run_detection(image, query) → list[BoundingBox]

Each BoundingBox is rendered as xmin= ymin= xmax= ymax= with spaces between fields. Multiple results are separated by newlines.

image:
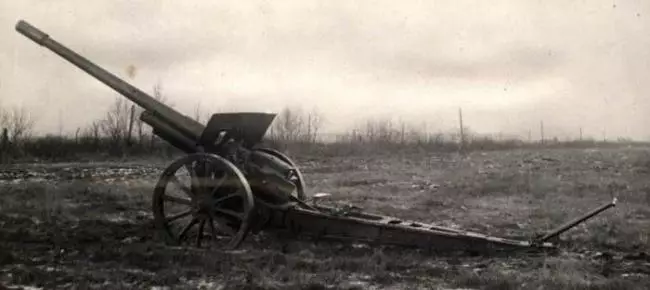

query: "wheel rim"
xmin=254 ymin=148 xmax=306 ymax=201
xmin=152 ymin=153 xmax=255 ymax=250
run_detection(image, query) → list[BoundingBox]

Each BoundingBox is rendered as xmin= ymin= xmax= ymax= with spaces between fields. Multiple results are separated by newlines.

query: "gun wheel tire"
xmin=254 ymin=148 xmax=306 ymax=200
xmin=153 ymin=153 xmax=255 ymax=250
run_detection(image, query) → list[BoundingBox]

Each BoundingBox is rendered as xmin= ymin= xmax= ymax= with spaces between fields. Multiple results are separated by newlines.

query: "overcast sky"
xmin=1 ymin=0 xmax=649 ymax=140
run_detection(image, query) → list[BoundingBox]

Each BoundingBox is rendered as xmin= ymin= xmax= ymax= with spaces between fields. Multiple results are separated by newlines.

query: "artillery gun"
xmin=15 ymin=20 xmax=617 ymax=254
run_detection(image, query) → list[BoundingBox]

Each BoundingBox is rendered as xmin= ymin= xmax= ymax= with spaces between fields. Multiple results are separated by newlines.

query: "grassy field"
xmin=1 ymin=147 xmax=649 ymax=289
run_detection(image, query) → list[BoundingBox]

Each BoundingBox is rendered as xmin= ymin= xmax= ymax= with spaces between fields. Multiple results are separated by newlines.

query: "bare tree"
xmin=135 ymin=115 xmax=145 ymax=144
xmin=0 ymin=106 xmax=7 ymax=130
xmin=126 ymin=104 xmax=136 ymax=146
xmin=361 ymin=117 xmax=397 ymax=143
xmin=193 ymin=100 xmax=206 ymax=123
xmin=131 ymin=103 xmax=146 ymax=145
xmin=80 ymin=120 xmax=102 ymax=145
xmin=3 ymin=106 xmax=35 ymax=143
xmin=152 ymin=82 xmax=171 ymax=106
xmin=149 ymin=82 xmax=173 ymax=148
xmin=306 ymin=107 xmax=323 ymax=143
xmin=270 ymin=106 xmax=305 ymax=143
xmin=100 ymin=97 xmax=131 ymax=145
xmin=0 ymin=106 xmax=8 ymax=157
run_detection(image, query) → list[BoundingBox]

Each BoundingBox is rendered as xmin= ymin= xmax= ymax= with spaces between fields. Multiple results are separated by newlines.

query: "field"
xmin=1 ymin=147 xmax=649 ymax=289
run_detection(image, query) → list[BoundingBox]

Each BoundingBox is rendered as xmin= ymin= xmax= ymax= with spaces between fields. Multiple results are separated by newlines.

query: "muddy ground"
xmin=0 ymin=147 xmax=649 ymax=289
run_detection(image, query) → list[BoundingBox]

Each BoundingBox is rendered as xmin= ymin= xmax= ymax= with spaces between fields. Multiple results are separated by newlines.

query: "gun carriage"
xmin=15 ymin=20 xmax=617 ymax=255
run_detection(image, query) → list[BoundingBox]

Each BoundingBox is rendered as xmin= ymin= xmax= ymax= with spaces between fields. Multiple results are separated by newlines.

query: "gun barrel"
xmin=140 ymin=111 xmax=198 ymax=154
xmin=15 ymin=20 xmax=204 ymax=142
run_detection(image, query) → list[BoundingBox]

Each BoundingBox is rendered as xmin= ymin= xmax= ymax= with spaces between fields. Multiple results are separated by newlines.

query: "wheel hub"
xmin=195 ymin=195 xmax=213 ymax=213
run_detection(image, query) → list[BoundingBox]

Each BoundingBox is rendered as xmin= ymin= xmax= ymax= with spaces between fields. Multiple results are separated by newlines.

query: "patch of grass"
xmin=534 ymin=256 xmax=647 ymax=290
xmin=449 ymin=263 xmax=524 ymax=290
xmin=1 ymin=147 xmax=649 ymax=289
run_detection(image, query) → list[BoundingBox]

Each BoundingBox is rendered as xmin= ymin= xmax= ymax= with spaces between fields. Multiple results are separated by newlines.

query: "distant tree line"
xmin=1 ymin=85 xmax=647 ymax=163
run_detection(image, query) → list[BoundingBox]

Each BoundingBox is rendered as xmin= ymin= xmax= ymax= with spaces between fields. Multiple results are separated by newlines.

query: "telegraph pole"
xmin=458 ymin=107 xmax=465 ymax=152
xmin=539 ymin=120 xmax=544 ymax=144
xmin=579 ymin=127 xmax=583 ymax=141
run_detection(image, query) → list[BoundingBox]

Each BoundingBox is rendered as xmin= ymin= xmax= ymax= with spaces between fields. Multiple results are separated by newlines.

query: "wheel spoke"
xmin=208 ymin=172 xmax=230 ymax=194
xmin=212 ymin=216 xmax=236 ymax=236
xmin=187 ymin=163 xmax=202 ymax=189
xmin=214 ymin=208 xmax=244 ymax=220
xmin=166 ymin=209 xmax=193 ymax=223
xmin=162 ymin=194 xmax=192 ymax=205
xmin=212 ymin=193 xmax=239 ymax=206
xmin=184 ymin=163 xmax=195 ymax=177
xmin=196 ymin=219 xmax=206 ymax=247
xmin=214 ymin=171 xmax=229 ymax=187
xmin=193 ymin=163 xmax=215 ymax=196
xmin=196 ymin=160 xmax=213 ymax=185
xmin=178 ymin=217 xmax=198 ymax=242
xmin=169 ymin=175 xmax=193 ymax=197
xmin=195 ymin=163 xmax=207 ymax=185
xmin=202 ymin=161 xmax=213 ymax=178
xmin=209 ymin=217 xmax=217 ymax=241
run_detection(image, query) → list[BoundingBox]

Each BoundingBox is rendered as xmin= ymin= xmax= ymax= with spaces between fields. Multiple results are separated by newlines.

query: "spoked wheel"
xmin=152 ymin=153 xmax=255 ymax=250
xmin=254 ymin=148 xmax=306 ymax=201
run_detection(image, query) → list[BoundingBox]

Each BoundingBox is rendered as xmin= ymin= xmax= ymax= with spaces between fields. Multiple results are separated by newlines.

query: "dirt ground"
xmin=1 ymin=147 xmax=649 ymax=289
